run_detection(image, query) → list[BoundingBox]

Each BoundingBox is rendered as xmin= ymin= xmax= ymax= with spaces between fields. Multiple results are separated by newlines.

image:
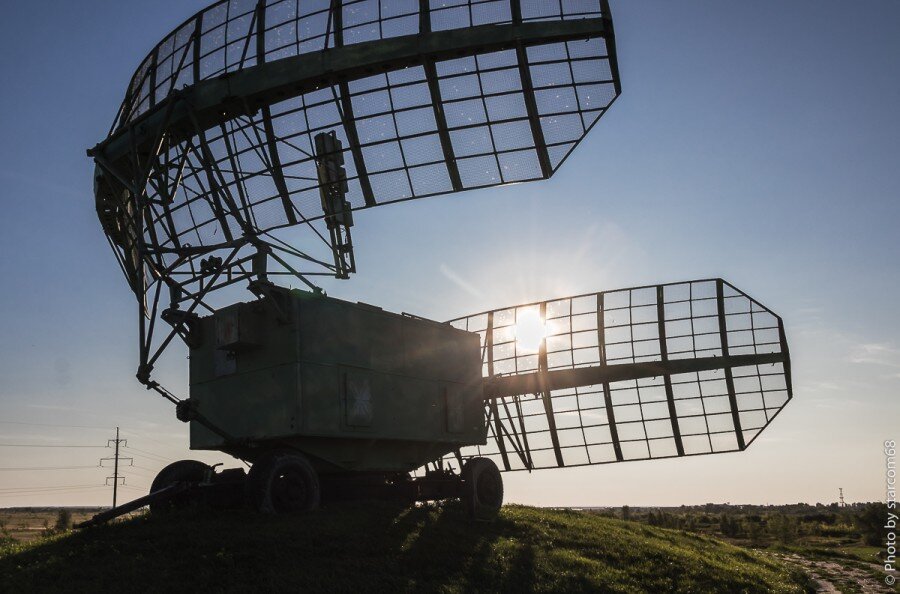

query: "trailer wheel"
xmin=149 ymin=460 xmax=209 ymax=514
xmin=462 ymin=457 xmax=503 ymax=520
xmin=247 ymin=451 xmax=320 ymax=513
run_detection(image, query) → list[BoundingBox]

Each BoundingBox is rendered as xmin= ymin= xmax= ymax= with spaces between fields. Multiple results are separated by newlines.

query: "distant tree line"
xmin=612 ymin=501 xmax=890 ymax=548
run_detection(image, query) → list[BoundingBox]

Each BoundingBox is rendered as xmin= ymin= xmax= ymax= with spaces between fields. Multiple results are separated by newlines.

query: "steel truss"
xmin=88 ymin=0 xmax=621 ymax=429
xmin=448 ymin=279 xmax=793 ymax=471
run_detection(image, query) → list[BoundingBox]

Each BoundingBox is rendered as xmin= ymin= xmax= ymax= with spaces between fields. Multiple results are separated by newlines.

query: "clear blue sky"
xmin=0 ymin=1 xmax=898 ymax=507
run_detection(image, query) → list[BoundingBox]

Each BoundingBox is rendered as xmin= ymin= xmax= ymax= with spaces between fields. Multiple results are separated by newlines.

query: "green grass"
xmin=0 ymin=503 xmax=813 ymax=593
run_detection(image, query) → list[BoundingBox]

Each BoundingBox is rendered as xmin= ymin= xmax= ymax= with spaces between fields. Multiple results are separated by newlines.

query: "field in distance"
xmin=0 ymin=508 xmax=102 ymax=543
xmin=581 ymin=503 xmax=896 ymax=594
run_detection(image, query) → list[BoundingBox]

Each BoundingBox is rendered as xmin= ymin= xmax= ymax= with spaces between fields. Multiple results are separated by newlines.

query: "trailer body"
xmin=187 ymin=290 xmax=486 ymax=473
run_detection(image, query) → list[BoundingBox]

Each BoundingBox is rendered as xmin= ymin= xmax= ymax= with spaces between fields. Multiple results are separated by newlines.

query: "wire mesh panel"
xmin=446 ymin=279 xmax=792 ymax=472
xmin=95 ymin=0 xmax=618 ymax=270
xmin=115 ymin=0 xmax=614 ymax=129
xmin=89 ymin=0 xmax=623 ymax=408
xmin=92 ymin=0 xmax=619 ymax=293
xmin=90 ymin=1 xmax=621 ymax=386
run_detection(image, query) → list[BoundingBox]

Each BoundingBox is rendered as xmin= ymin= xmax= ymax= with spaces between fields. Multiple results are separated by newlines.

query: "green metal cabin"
xmin=187 ymin=289 xmax=487 ymax=473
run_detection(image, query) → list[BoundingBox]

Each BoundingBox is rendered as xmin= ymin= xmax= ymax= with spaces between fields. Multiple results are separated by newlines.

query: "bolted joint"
xmin=136 ymin=363 xmax=154 ymax=385
xmin=161 ymin=308 xmax=203 ymax=349
xmin=248 ymin=279 xmax=291 ymax=324
xmin=200 ymin=255 xmax=224 ymax=276
xmin=176 ymin=399 xmax=199 ymax=423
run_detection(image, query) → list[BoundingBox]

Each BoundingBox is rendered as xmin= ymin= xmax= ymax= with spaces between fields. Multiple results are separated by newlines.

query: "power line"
xmin=0 ymin=431 xmax=165 ymax=504
xmin=0 ymin=487 xmax=108 ymax=498
xmin=131 ymin=465 xmax=162 ymax=473
xmin=0 ymin=485 xmax=106 ymax=499
xmin=0 ymin=483 xmax=104 ymax=493
xmin=0 ymin=443 xmax=106 ymax=448
xmin=0 ymin=420 xmax=110 ymax=430
xmin=123 ymin=453 xmax=171 ymax=468
xmin=0 ymin=484 xmax=107 ymax=491
xmin=126 ymin=467 xmax=160 ymax=480
xmin=119 ymin=427 xmax=181 ymax=450
xmin=125 ymin=447 xmax=174 ymax=464
xmin=123 ymin=444 xmax=174 ymax=459
xmin=0 ymin=465 xmax=100 ymax=471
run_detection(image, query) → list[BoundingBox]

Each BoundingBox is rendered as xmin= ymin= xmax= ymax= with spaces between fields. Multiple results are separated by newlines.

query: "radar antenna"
xmin=83 ymin=1 xmax=794 ymax=524
xmin=88 ymin=0 xmax=622 ymax=403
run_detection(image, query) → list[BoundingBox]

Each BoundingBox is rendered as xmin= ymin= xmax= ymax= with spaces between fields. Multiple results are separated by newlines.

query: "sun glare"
xmin=515 ymin=307 xmax=547 ymax=352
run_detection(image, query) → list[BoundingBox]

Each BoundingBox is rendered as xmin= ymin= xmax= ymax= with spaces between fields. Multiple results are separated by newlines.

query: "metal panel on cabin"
xmin=190 ymin=362 xmax=300 ymax=448
xmin=188 ymin=290 xmax=486 ymax=469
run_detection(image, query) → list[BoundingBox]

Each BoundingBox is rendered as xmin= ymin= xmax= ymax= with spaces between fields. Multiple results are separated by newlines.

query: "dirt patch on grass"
xmin=770 ymin=552 xmax=896 ymax=594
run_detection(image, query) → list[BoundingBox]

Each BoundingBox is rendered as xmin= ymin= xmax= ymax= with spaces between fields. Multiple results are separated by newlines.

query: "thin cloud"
xmin=26 ymin=403 xmax=83 ymax=412
xmin=795 ymin=381 xmax=843 ymax=401
xmin=849 ymin=343 xmax=900 ymax=368
xmin=570 ymin=222 xmax=600 ymax=262
xmin=440 ymin=264 xmax=483 ymax=299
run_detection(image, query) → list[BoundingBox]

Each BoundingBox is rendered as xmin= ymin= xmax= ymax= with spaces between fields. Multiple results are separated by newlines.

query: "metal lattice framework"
xmin=88 ymin=0 xmax=621 ymax=394
xmin=447 ymin=279 xmax=793 ymax=471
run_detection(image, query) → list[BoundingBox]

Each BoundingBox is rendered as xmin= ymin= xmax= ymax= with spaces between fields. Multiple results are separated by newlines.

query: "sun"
xmin=514 ymin=307 xmax=547 ymax=353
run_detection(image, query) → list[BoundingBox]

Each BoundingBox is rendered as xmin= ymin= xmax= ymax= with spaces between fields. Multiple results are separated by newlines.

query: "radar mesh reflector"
xmin=92 ymin=0 xmax=620 ymax=291
xmin=446 ymin=279 xmax=792 ymax=471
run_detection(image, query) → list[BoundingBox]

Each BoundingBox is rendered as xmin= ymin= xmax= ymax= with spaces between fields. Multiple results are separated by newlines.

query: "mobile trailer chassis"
xmin=77 ymin=453 xmax=503 ymax=529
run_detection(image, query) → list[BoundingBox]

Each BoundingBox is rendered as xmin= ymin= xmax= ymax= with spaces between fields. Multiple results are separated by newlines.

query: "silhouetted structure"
xmin=81 ymin=1 xmax=791 ymax=527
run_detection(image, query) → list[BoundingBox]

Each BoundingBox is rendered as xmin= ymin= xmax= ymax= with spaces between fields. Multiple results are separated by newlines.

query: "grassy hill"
xmin=0 ymin=503 xmax=812 ymax=593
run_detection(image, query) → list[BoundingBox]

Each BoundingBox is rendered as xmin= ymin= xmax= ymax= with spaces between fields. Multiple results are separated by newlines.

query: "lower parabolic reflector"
xmin=448 ymin=278 xmax=792 ymax=471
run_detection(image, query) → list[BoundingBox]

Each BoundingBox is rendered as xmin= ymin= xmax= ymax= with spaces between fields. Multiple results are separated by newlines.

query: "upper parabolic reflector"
xmin=91 ymin=0 xmax=620 ymax=294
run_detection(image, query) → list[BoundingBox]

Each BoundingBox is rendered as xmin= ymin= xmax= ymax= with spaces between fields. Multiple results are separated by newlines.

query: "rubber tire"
xmin=462 ymin=457 xmax=504 ymax=521
xmin=247 ymin=451 xmax=320 ymax=514
xmin=149 ymin=460 xmax=209 ymax=514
